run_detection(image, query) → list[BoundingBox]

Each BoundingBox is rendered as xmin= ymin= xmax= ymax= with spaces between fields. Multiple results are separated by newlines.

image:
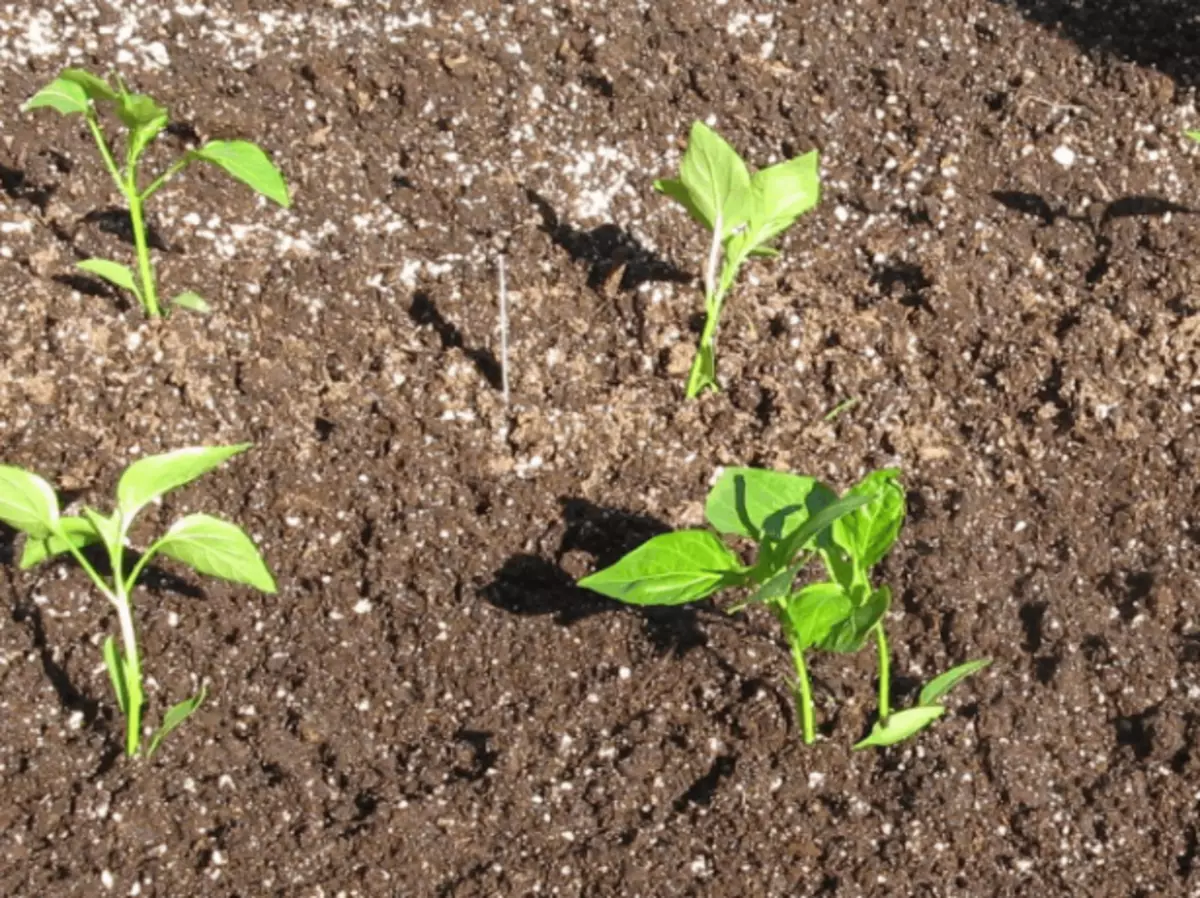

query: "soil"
xmin=1 ymin=1 xmax=1200 ymax=896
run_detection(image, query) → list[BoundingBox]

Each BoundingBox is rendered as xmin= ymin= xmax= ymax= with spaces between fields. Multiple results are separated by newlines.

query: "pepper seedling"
xmin=0 ymin=444 xmax=276 ymax=758
xmin=22 ymin=68 xmax=290 ymax=317
xmin=577 ymin=467 xmax=988 ymax=748
xmin=655 ymin=122 xmax=820 ymax=398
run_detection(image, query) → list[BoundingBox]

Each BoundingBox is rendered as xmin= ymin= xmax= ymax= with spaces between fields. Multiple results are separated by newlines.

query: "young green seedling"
xmin=656 ymin=122 xmax=820 ymax=398
xmin=22 ymin=68 xmax=290 ymax=318
xmin=577 ymin=468 xmax=988 ymax=748
xmin=0 ymin=444 xmax=276 ymax=758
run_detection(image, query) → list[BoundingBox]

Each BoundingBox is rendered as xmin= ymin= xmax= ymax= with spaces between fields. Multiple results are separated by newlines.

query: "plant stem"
xmin=113 ymin=587 xmax=144 ymax=756
xmin=85 ymin=116 xmax=125 ymax=194
xmin=127 ymin=191 xmax=160 ymax=317
xmin=874 ymin=621 xmax=891 ymax=724
xmin=790 ymin=639 xmax=816 ymax=745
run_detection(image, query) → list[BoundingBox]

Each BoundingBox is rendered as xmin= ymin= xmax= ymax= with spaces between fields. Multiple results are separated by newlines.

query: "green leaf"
xmin=786 ymin=582 xmax=853 ymax=650
xmin=102 ymin=636 xmax=128 ymax=716
xmin=821 ymin=585 xmax=891 ymax=654
xmin=824 ymin=469 xmax=906 ymax=589
xmin=654 ymin=177 xmax=713 ymax=232
xmin=146 ymin=685 xmax=207 ymax=758
xmin=744 ymin=150 xmax=821 ymax=249
xmin=170 ymin=291 xmax=210 ymax=314
xmin=20 ymin=516 xmax=102 ymax=568
xmin=1187 ymin=130 xmax=1200 ymax=144
xmin=154 ymin=513 xmax=277 ymax=593
xmin=82 ymin=506 xmax=121 ymax=549
xmin=853 ymin=705 xmax=946 ymax=749
xmin=191 ymin=140 xmax=291 ymax=208
xmin=705 ymin=468 xmax=832 ymax=542
xmin=115 ymin=92 xmax=167 ymax=129
xmin=0 ymin=465 xmax=60 ymax=538
xmin=678 ymin=122 xmax=751 ymax=239
xmin=767 ymin=492 xmax=877 ymax=566
xmin=578 ymin=529 xmax=746 ymax=606
xmin=733 ymin=553 xmax=812 ymax=612
xmin=117 ymin=443 xmax=252 ymax=521
xmin=77 ymin=259 xmax=141 ymax=300
xmin=919 ymin=659 xmax=991 ymax=707
xmin=60 ymin=68 xmax=117 ymax=102
xmin=22 ymin=78 xmax=89 ymax=116
xmin=685 ymin=343 xmax=719 ymax=398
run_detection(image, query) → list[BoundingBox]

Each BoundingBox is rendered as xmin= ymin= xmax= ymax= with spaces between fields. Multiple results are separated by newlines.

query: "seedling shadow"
xmin=480 ymin=498 xmax=710 ymax=656
xmin=408 ymin=291 xmax=503 ymax=390
xmin=525 ymin=188 xmax=691 ymax=292
xmin=0 ymin=162 xmax=55 ymax=211
xmin=10 ymin=601 xmax=101 ymax=722
xmin=991 ymin=0 xmax=1200 ymax=88
xmin=82 ymin=207 xmax=170 ymax=251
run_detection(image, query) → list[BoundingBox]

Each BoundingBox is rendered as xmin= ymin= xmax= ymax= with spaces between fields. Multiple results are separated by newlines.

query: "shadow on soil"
xmin=480 ymin=498 xmax=710 ymax=656
xmin=408 ymin=291 xmax=503 ymax=390
xmin=994 ymin=0 xmax=1200 ymax=87
xmin=525 ymin=188 xmax=692 ymax=293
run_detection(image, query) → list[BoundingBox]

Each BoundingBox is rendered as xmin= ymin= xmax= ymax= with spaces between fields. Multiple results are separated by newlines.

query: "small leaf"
xmin=22 ymin=77 xmax=89 ymax=116
xmin=821 ymin=585 xmax=891 ymax=654
xmin=767 ymin=491 xmax=876 ymax=566
xmin=744 ymin=149 xmax=821 ymax=250
xmin=20 ymin=516 xmax=102 ymax=568
xmin=115 ymin=92 xmax=167 ymax=129
xmin=77 ymin=259 xmax=141 ymax=299
xmin=831 ymin=468 xmax=906 ymax=572
xmin=685 ymin=342 xmax=719 ymax=398
xmin=705 ymin=468 xmax=830 ymax=541
xmin=117 ymin=444 xmax=252 ymax=521
xmin=154 ymin=513 xmax=277 ymax=593
xmin=146 ymin=685 xmax=207 ymax=758
xmin=786 ymin=582 xmax=853 ymax=650
xmin=192 ymin=140 xmax=290 ymax=207
xmin=578 ymin=530 xmax=746 ymax=606
xmin=734 ymin=553 xmax=811 ymax=612
xmin=654 ymin=177 xmax=712 ymax=232
xmin=919 ymin=659 xmax=991 ymax=707
xmin=1187 ymin=130 xmax=1200 ymax=144
xmin=678 ymin=122 xmax=751 ymax=238
xmin=853 ymin=705 xmax=946 ymax=749
xmin=171 ymin=291 xmax=211 ymax=314
xmin=60 ymin=68 xmax=117 ymax=102
xmin=0 ymin=465 xmax=60 ymax=538
xmin=102 ymin=636 xmax=128 ymax=716
xmin=82 ymin=506 xmax=121 ymax=549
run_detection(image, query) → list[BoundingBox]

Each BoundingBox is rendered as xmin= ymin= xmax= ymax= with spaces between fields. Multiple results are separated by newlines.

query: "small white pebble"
xmin=101 ymin=870 xmax=114 ymax=890
xmin=1052 ymin=145 xmax=1076 ymax=168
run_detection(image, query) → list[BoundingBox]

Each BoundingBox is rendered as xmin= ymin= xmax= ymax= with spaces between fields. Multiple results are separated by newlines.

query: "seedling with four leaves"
xmin=656 ymin=122 xmax=820 ymax=398
xmin=578 ymin=467 xmax=988 ymax=748
xmin=0 ymin=444 xmax=276 ymax=758
xmin=22 ymin=68 xmax=290 ymax=317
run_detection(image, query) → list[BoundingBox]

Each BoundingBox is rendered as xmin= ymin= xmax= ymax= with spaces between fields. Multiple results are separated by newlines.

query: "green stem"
xmin=141 ymin=158 xmax=189 ymax=202
xmin=113 ymin=586 xmax=144 ymax=757
xmin=874 ymin=622 xmax=891 ymax=724
xmin=85 ymin=116 xmax=125 ymax=194
xmin=790 ymin=639 xmax=816 ymax=745
xmin=127 ymin=192 xmax=160 ymax=317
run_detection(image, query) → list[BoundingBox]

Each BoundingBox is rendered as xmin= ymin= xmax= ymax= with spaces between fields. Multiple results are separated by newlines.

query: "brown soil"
xmin=2 ymin=1 xmax=1199 ymax=896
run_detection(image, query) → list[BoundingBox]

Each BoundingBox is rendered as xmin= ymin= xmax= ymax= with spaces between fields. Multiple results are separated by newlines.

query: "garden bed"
xmin=1 ymin=1 xmax=1199 ymax=895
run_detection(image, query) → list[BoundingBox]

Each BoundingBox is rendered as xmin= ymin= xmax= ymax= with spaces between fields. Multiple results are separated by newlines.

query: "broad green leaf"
xmin=77 ymin=259 xmax=141 ymax=299
xmin=117 ymin=443 xmax=252 ymax=521
xmin=824 ymin=469 xmax=905 ymax=589
xmin=102 ymin=636 xmax=128 ymax=716
xmin=768 ymin=492 xmax=876 ymax=566
xmin=22 ymin=78 xmax=89 ymax=116
xmin=154 ymin=513 xmax=277 ymax=593
xmin=146 ymin=685 xmax=207 ymax=758
xmin=20 ymin=516 xmax=102 ymax=568
xmin=786 ymin=582 xmax=853 ymax=650
xmin=706 ymin=468 xmax=831 ymax=541
xmin=192 ymin=140 xmax=291 ymax=208
xmin=654 ymin=177 xmax=712 ymax=232
xmin=821 ymin=585 xmax=891 ymax=654
xmin=919 ymin=659 xmax=991 ymax=707
xmin=744 ymin=150 xmax=821 ymax=250
xmin=170 ymin=291 xmax=210 ymax=314
xmin=1187 ymin=130 xmax=1200 ymax=144
xmin=60 ymin=68 xmax=117 ymax=102
xmin=578 ymin=529 xmax=746 ymax=606
xmin=0 ymin=465 xmax=59 ymax=538
xmin=733 ymin=553 xmax=812 ymax=612
xmin=678 ymin=122 xmax=751 ymax=238
xmin=853 ymin=705 xmax=946 ymax=749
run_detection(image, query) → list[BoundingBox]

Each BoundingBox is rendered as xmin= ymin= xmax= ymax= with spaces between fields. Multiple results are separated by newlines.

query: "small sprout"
xmin=578 ymin=468 xmax=988 ymax=748
xmin=0 ymin=444 xmax=276 ymax=758
xmin=23 ymin=68 xmax=290 ymax=318
xmin=656 ymin=122 xmax=820 ymax=398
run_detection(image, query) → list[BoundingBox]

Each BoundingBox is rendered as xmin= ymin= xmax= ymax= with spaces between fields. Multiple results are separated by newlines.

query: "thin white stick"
xmin=704 ymin=211 xmax=723 ymax=302
xmin=498 ymin=256 xmax=510 ymax=407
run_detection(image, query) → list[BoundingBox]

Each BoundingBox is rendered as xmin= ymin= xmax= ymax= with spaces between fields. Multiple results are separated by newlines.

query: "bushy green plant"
xmin=23 ymin=68 xmax=290 ymax=317
xmin=656 ymin=122 xmax=820 ymax=397
xmin=578 ymin=467 xmax=988 ymax=748
xmin=0 ymin=444 xmax=276 ymax=757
